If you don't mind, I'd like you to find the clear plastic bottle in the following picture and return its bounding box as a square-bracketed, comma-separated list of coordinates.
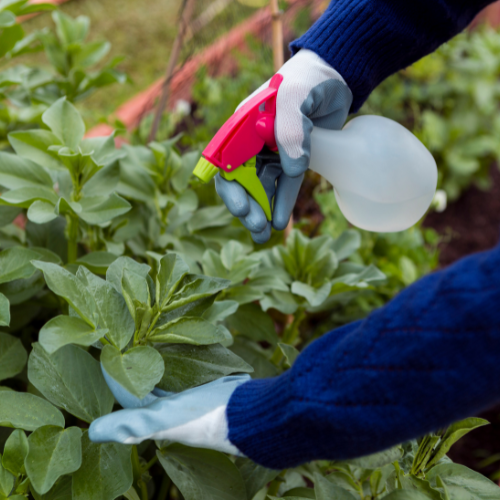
[309, 115, 437, 232]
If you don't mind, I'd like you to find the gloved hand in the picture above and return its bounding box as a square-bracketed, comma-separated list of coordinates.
[89, 367, 251, 455]
[216, 49, 353, 243]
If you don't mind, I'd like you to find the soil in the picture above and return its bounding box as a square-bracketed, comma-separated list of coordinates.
[423, 166, 500, 267]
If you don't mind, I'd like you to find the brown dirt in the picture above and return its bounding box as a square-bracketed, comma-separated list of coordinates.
[424, 166, 500, 266]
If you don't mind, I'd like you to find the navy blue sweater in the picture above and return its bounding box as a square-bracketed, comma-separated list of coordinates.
[227, 0, 500, 468]
[291, 0, 493, 111]
[228, 243, 500, 468]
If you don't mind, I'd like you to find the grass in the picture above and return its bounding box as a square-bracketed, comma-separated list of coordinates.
[21, 0, 259, 126]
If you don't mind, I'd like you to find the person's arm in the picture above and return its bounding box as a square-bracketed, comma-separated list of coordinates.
[291, 0, 494, 112]
[227, 243, 500, 469]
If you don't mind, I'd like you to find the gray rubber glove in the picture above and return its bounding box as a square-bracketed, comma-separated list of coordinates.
[216, 49, 353, 243]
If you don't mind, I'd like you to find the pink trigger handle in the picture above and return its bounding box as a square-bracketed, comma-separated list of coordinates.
[201, 74, 284, 173]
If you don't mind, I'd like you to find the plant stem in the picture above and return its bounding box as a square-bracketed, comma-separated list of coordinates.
[140, 481, 148, 500]
[267, 470, 286, 496]
[158, 474, 171, 500]
[271, 309, 306, 366]
[67, 215, 79, 263]
[144, 455, 158, 471]
[131, 445, 149, 500]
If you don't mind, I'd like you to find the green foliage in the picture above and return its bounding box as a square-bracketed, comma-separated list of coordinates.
[315, 189, 439, 326]
[0, 11, 495, 500]
[362, 26, 500, 200]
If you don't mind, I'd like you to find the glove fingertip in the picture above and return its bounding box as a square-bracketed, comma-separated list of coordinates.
[215, 174, 251, 217]
[102, 366, 157, 409]
[251, 222, 272, 244]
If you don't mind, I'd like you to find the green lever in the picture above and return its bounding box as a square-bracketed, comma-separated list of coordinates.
[221, 163, 272, 221]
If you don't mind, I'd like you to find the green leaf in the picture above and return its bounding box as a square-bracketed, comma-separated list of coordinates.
[372, 491, 431, 500]
[427, 463, 500, 499]
[278, 343, 299, 367]
[76, 252, 118, 274]
[28, 343, 113, 423]
[220, 241, 245, 270]
[73, 40, 110, 69]
[314, 473, 357, 500]
[345, 446, 403, 469]
[0, 10, 15, 27]
[202, 300, 239, 323]
[32, 261, 97, 326]
[27, 201, 58, 224]
[42, 98, 85, 150]
[157, 253, 190, 308]
[8, 130, 64, 171]
[202, 249, 227, 279]
[72, 431, 133, 500]
[30, 475, 72, 500]
[226, 303, 278, 346]
[52, 10, 89, 46]
[81, 162, 121, 198]
[122, 268, 149, 306]
[0, 24, 24, 58]
[426, 418, 489, 469]
[0, 152, 53, 190]
[331, 230, 361, 260]
[235, 457, 280, 500]
[0, 455, 14, 497]
[79, 193, 131, 225]
[0, 247, 45, 284]
[399, 256, 418, 285]
[16, 2, 56, 15]
[1, 186, 58, 207]
[224, 285, 264, 305]
[0, 392, 64, 431]
[0, 294, 10, 327]
[157, 344, 253, 392]
[39, 315, 105, 354]
[149, 317, 227, 345]
[230, 337, 278, 379]
[187, 205, 233, 232]
[26, 218, 67, 263]
[106, 256, 151, 295]
[25, 426, 82, 495]
[291, 282, 332, 308]
[0, 332, 27, 380]
[76, 266, 134, 350]
[157, 444, 246, 500]
[0, 206, 21, 227]
[101, 345, 164, 400]
[2, 429, 28, 476]
[165, 275, 230, 312]
[406, 475, 443, 500]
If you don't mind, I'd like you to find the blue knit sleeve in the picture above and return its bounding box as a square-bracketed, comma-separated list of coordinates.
[290, 0, 494, 112]
[227, 243, 500, 469]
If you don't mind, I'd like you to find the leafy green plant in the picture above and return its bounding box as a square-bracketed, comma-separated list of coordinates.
[0, 97, 130, 263]
[0, 8, 127, 147]
[315, 189, 439, 319]
[0, 10, 497, 500]
[111, 137, 252, 265]
[362, 26, 500, 200]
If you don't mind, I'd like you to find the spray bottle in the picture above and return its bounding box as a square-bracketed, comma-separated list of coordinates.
[193, 75, 437, 233]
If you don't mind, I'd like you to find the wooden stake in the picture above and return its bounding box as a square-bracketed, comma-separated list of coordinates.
[270, 0, 284, 70]
[269, 0, 293, 238]
[149, 0, 196, 143]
